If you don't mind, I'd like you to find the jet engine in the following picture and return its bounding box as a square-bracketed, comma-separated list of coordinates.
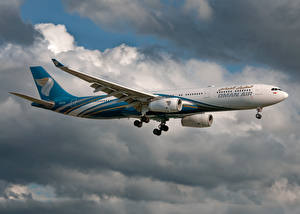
[181, 114, 213, 128]
[148, 98, 183, 113]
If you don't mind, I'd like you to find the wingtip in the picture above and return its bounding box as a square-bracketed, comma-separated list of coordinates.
[9, 92, 22, 98]
[52, 58, 64, 67]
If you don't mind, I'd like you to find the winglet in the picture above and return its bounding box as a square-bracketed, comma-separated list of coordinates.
[52, 58, 64, 68]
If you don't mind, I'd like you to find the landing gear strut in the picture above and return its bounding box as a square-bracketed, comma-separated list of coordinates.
[153, 121, 169, 136]
[256, 107, 262, 119]
[141, 115, 150, 123]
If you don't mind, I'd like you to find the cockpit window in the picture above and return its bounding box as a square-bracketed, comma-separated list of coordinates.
[271, 88, 282, 91]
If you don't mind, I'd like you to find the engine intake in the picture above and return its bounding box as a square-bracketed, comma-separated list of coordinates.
[148, 98, 183, 113]
[181, 114, 213, 128]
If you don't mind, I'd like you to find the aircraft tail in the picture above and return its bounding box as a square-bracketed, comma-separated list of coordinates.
[30, 66, 75, 101]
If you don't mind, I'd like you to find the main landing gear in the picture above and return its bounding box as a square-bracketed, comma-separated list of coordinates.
[133, 115, 150, 128]
[153, 122, 169, 136]
[133, 116, 169, 136]
[256, 107, 263, 119]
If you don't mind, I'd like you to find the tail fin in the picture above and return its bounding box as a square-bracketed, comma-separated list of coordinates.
[30, 66, 75, 101]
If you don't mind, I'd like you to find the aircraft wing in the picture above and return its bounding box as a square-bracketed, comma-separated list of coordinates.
[52, 59, 156, 107]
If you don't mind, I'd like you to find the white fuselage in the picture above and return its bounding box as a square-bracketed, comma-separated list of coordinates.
[155, 84, 288, 111]
[51, 84, 288, 120]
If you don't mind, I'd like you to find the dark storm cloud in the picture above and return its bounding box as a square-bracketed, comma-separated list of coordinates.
[0, 1, 41, 45]
[0, 105, 298, 206]
[0, 198, 292, 214]
[0, 199, 144, 214]
[63, 0, 300, 78]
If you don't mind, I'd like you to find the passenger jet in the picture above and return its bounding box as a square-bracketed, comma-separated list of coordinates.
[10, 59, 288, 136]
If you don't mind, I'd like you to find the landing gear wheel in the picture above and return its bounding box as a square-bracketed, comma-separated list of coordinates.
[153, 128, 162, 136]
[256, 113, 262, 119]
[134, 120, 143, 128]
[141, 116, 150, 123]
[160, 125, 169, 132]
[255, 107, 263, 120]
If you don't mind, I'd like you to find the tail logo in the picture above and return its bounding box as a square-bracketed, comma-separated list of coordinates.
[35, 77, 54, 97]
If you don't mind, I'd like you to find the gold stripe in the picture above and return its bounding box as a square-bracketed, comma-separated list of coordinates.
[64, 97, 101, 114]
[183, 104, 198, 109]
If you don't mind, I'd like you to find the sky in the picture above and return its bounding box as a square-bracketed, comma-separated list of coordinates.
[0, 0, 300, 213]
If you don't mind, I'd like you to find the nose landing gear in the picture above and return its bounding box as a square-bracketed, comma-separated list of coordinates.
[256, 107, 263, 119]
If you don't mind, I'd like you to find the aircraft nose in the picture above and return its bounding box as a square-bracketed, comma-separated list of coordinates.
[282, 91, 288, 99]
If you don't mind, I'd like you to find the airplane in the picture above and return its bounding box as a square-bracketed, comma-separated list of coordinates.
[10, 59, 289, 136]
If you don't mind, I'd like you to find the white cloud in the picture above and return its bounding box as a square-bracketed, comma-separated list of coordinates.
[0, 183, 67, 203]
[4, 184, 32, 200]
[268, 178, 300, 204]
[35, 23, 75, 54]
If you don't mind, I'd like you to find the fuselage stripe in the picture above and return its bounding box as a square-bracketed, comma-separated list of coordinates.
[85, 104, 127, 116]
[78, 99, 119, 117]
[155, 93, 229, 109]
[55, 97, 91, 112]
[64, 97, 103, 115]
[183, 105, 198, 109]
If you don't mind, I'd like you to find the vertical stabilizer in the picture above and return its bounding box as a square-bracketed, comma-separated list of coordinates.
[30, 66, 75, 101]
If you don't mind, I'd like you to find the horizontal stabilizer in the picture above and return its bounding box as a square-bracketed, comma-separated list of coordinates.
[10, 92, 55, 108]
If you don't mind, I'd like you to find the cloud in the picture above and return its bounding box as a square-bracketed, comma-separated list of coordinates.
[35, 24, 75, 54]
[268, 178, 300, 204]
[3, 185, 33, 201]
[63, 0, 300, 80]
[0, 23, 300, 213]
[0, 0, 41, 45]
[183, 0, 213, 20]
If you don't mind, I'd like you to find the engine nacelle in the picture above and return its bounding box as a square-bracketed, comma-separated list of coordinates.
[148, 98, 183, 113]
[181, 114, 213, 128]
